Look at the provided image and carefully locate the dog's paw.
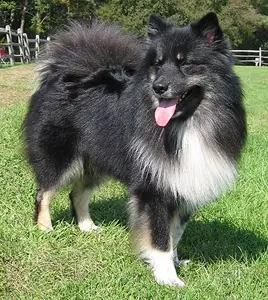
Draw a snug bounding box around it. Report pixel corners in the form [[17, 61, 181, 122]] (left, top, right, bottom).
[[154, 268, 185, 287], [37, 222, 53, 231], [155, 275, 185, 287], [78, 220, 100, 232], [152, 260, 185, 287]]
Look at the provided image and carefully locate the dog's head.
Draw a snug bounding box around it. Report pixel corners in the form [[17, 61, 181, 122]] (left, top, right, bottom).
[[143, 13, 232, 127]]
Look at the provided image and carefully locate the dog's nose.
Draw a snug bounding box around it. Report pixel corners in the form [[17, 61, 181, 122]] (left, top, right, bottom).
[[153, 82, 168, 95]]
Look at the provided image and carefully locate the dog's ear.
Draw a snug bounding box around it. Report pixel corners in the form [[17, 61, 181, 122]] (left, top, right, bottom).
[[191, 12, 223, 46], [148, 14, 171, 38]]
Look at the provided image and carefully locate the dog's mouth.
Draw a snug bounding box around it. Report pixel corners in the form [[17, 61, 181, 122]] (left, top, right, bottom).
[[154, 86, 203, 127]]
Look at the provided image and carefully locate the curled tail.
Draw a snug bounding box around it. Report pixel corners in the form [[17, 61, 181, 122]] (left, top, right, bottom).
[[38, 21, 143, 90]]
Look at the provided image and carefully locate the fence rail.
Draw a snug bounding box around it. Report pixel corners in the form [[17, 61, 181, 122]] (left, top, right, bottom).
[[231, 48, 268, 66], [0, 26, 267, 67], [0, 25, 50, 66]]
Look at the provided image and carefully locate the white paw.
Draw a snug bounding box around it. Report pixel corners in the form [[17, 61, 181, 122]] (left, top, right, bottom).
[[37, 223, 53, 231], [78, 220, 99, 232], [152, 260, 185, 287], [153, 267, 185, 287]]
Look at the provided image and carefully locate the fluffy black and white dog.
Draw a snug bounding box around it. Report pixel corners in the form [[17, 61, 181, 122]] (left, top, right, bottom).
[[24, 13, 246, 286]]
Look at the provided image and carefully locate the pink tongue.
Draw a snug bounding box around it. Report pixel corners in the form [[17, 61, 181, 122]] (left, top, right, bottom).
[[155, 99, 178, 127]]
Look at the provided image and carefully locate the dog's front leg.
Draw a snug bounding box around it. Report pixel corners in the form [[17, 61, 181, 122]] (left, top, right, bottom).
[[128, 189, 185, 287]]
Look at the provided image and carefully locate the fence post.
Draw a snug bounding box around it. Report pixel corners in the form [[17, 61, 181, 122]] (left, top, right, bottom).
[[35, 34, 40, 60], [23, 32, 31, 63], [259, 47, 262, 67], [5, 25, 14, 65], [17, 28, 25, 63]]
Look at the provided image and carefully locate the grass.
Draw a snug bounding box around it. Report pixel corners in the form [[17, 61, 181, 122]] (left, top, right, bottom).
[[0, 65, 268, 299], [0, 64, 35, 105]]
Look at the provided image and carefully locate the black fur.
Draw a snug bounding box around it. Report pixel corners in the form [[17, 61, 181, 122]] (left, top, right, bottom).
[[24, 14, 246, 269], [34, 188, 43, 222]]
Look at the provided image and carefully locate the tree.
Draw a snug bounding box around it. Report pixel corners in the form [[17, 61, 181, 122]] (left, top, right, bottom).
[[97, 0, 266, 48], [0, 0, 267, 48], [20, 0, 28, 33], [0, 1, 16, 27], [97, 0, 182, 36], [219, 0, 262, 47]]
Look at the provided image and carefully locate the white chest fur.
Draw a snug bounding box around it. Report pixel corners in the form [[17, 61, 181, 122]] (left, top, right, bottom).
[[131, 125, 237, 207]]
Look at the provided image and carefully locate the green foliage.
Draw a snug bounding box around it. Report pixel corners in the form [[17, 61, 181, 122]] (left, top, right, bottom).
[[219, 0, 262, 47], [0, 0, 267, 47], [97, 0, 183, 35], [96, 0, 268, 48], [0, 1, 16, 10], [0, 1, 16, 26], [30, 0, 51, 34]]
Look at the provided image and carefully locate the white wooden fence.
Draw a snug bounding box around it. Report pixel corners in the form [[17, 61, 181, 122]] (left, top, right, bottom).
[[231, 48, 268, 66], [0, 25, 267, 67], [0, 25, 50, 66]]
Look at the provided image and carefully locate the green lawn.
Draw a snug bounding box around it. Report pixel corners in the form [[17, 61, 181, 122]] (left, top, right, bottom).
[[0, 66, 267, 299]]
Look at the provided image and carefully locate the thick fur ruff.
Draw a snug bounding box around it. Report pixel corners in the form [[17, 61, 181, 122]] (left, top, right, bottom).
[[24, 14, 246, 287]]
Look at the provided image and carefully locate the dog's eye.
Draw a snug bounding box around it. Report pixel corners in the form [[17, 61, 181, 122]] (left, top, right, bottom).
[[154, 58, 163, 67], [125, 67, 135, 77], [176, 53, 185, 66]]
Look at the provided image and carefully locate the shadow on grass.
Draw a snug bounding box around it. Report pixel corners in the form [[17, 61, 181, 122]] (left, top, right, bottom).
[[179, 220, 267, 263], [53, 195, 267, 263], [53, 195, 128, 227]]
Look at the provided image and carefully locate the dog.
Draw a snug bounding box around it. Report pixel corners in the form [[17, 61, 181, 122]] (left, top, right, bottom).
[[23, 12, 246, 287]]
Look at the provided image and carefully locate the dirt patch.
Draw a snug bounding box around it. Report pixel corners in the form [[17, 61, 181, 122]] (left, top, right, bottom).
[[0, 64, 37, 105]]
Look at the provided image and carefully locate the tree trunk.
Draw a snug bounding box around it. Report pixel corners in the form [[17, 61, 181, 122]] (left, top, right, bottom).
[[20, 0, 28, 34], [10, 8, 15, 26]]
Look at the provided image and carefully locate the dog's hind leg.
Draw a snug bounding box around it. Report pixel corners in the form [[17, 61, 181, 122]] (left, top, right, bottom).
[[34, 188, 56, 231], [129, 190, 185, 287], [69, 178, 99, 232]]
